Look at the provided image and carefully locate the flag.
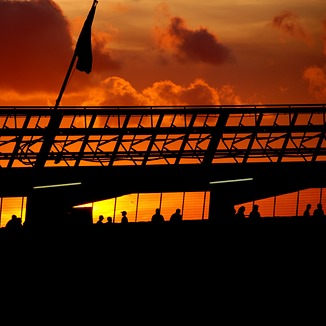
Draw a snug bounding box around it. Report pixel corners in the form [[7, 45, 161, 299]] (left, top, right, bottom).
[[75, 0, 98, 74]]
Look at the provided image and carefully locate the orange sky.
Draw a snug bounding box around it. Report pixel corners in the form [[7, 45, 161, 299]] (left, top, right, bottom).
[[0, 0, 325, 106]]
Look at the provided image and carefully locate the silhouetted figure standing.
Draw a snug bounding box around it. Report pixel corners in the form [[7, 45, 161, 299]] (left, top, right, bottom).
[[106, 216, 113, 224], [235, 206, 246, 221], [170, 208, 182, 223], [303, 204, 311, 218], [248, 204, 261, 221], [225, 204, 236, 222], [5, 214, 22, 236], [151, 208, 165, 224], [313, 203, 325, 221], [121, 211, 129, 224], [96, 215, 104, 225]]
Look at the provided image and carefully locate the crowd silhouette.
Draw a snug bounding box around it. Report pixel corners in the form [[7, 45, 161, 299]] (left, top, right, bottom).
[[89, 202, 326, 226], [1, 202, 326, 241]]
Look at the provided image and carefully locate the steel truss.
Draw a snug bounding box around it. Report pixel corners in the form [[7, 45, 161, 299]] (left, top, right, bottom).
[[0, 104, 325, 168]]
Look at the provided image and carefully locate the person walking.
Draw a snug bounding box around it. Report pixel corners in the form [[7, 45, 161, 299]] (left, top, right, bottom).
[[121, 211, 129, 224], [151, 208, 165, 224], [235, 206, 246, 221], [313, 203, 325, 221], [248, 204, 261, 221], [170, 208, 182, 223], [303, 204, 311, 218], [5, 214, 22, 235], [96, 215, 104, 225]]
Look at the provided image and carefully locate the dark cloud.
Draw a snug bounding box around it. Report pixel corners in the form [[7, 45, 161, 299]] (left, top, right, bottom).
[[0, 0, 73, 92], [91, 33, 122, 74], [0, 0, 120, 95], [269, 11, 312, 44], [156, 16, 233, 65]]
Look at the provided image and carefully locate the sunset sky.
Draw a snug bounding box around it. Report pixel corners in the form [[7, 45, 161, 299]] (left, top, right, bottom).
[[0, 0, 325, 107]]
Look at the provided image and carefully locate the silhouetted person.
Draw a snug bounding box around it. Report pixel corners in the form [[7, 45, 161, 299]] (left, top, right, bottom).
[[96, 215, 104, 225], [121, 211, 129, 224], [151, 208, 165, 224], [248, 204, 261, 221], [303, 204, 311, 218], [225, 204, 236, 221], [313, 203, 325, 221], [106, 216, 113, 224], [5, 214, 22, 235], [235, 206, 246, 220], [170, 208, 182, 223]]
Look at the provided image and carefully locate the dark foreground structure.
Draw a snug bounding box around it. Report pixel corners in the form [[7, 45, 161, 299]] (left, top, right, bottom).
[[0, 104, 326, 227]]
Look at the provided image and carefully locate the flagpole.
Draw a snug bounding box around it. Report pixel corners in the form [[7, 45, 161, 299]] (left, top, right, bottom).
[[35, 0, 98, 169], [53, 52, 77, 110], [54, 0, 98, 110]]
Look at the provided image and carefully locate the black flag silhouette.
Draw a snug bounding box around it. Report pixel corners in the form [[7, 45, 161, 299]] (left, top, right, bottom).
[[75, 0, 98, 74]]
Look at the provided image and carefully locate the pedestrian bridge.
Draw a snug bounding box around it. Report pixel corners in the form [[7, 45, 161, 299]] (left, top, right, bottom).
[[0, 104, 325, 223]]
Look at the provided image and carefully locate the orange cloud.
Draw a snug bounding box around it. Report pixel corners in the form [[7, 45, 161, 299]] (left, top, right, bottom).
[[218, 85, 242, 105], [78, 77, 245, 106], [96, 76, 146, 106], [303, 66, 326, 101], [323, 20, 326, 56], [142, 79, 220, 105], [268, 11, 312, 45], [154, 16, 233, 65]]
